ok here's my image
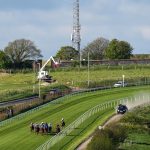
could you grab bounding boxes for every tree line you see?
[56,37,133,61]
[0,37,148,69]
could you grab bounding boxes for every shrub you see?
[105,124,127,143]
[87,124,127,150]
[87,129,115,150]
[121,107,150,125]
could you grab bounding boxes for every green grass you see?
[0,67,150,101]
[54,109,114,150]
[0,73,36,101]
[128,133,150,144]
[119,105,150,150]
[0,72,69,102]
[0,67,150,89]
[120,132,150,150]
[0,86,150,150]
[121,144,150,150]
[51,67,150,86]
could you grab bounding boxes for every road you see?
[0,96,38,108]
[0,86,111,108]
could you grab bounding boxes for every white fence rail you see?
[36,94,150,150]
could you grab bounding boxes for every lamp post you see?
[122,75,125,87]
[88,52,90,87]
[37,63,41,98]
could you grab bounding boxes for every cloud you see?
[119,0,150,16]
[136,26,150,40]
[0,8,72,53]
[0,0,66,10]
[0,0,150,58]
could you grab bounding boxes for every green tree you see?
[82,37,109,60]
[4,39,42,68]
[105,39,133,59]
[0,50,11,69]
[56,46,79,60]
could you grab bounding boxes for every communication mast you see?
[71,0,81,63]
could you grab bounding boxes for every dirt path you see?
[76,114,123,150]
[103,114,123,128]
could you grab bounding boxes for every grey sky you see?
[0,0,150,58]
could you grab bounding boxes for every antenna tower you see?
[72,0,81,62]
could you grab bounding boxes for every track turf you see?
[0,86,150,150]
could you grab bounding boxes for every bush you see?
[87,129,115,150]
[87,123,127,150]
[105,124,127,143]
[121,107,150,125]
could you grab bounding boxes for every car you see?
[116,104,128,114]
[113,81,127,87]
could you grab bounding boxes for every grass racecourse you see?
[0,85,150,150]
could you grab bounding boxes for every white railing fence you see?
[36,94,150,150]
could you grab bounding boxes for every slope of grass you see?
[119,105,150,150]
[128,133,150,144]
[0,86,150,150]
[122,144,150,150]
[51,68,150,86]
[0,67,150,90]
[0,66,150,101]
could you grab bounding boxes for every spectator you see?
[6,108,10,118]
[10,108,14,117]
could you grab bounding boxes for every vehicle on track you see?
[116,104,128,114]
[113,81,127,87]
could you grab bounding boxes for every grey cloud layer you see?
[0,0,150,58]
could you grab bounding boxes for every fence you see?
[0,84,149,126]
[36,94,150,150]
[0,85,149,127]
[0,86,113,126]
[72,77,150,88]
[0,88,71,121]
